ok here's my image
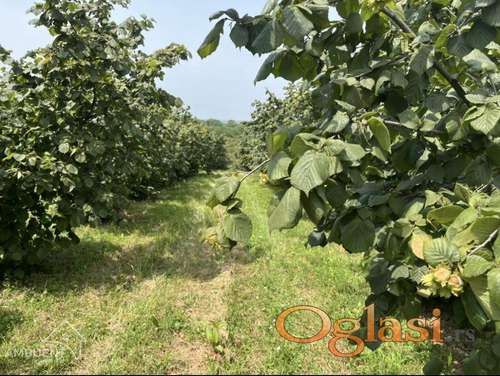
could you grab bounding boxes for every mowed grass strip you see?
[0,173,431,374]
[211,176,432,375]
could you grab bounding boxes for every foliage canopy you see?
[0,0,226,267]
[238,84,317,170]
[200,0,500,372]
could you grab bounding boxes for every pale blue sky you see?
[0,0,288,121]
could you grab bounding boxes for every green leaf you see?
[469,275,500,322]
[423,237,460,266]
[463,49,497,72]
[448,35,472,58]
[198,19,226,58]
[410,46,434,76]
[302,190,327,224]
[336,0,360,18]
[385,90,409,116]
[391,140,424,172]
[214,177,240,204]
[251,20,283,54]
[481,0,500,27]
[282,6,314,41]
[494,234,500,260]
[325,180,348,209]
[289,133,321,158]
[341,216,375,253]
[66,164,78,175]
[464,20,496,50]
[325,139,346,156]
[273,51,303,82]
[403,198,425,218]
[392,265,410,280]
[488,268,500,318]
[398,109,421,129]
[336,99,357,113]
[59,143,70,154]
[470,105,500,135]
[267,151,292,181]
[368,117,391,152]
[328,156,343,176]
[230,24,249,47]
[345,13,363,35]
[339,143,367,162]
[323,111,350,134]
[267,129,289,157]
[75,153,86,163]
[410,229,432,260]
[463,255,494,279]
[435,24,457,51]
[462,286,490,331]
[455,183,474,202]
[470,217,500,244]
[290,151,331,195]
[427,205,465,225]
[224,212,252,243]
[254,51,283,83]
[268,187,302,232]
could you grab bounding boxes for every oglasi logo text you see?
[276,305,443,357]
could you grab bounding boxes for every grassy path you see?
[0,173,431,374]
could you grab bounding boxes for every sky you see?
[0,0,288,121]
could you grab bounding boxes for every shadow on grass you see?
[9,173,262,295]
[0,309,23,345]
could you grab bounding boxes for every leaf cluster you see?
[200,0,500,371]
[0,0,227,266]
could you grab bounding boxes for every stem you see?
[240,159,270,183]
[469,227,500,256]
[354,55,410,79]
[488,74,498,95]
[381,7,415,37]
[433,62,470,106]
[476,184,490,193]
[381,6,471,107]
[384,119,445,136]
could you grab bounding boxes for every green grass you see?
[0,172,435,374]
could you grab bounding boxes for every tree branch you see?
[433,62,470,106]
[240,159,270,183]
[383,119,445,136]
[469,227,500,256]
[381,7,416,37]
[381,6,471,107]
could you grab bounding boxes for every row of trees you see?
[238,84,317,170]
[0,0,226,267]
[200,0,500,373]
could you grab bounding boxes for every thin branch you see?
[240,158,270,183]
[488,74,498,96]
[433,62,470,106]
[353,55,410,79]
[469,227,500,256]
[383,119,445,136]
[381,7,415,37]
[384,120,406,127]
[476,184,490,193]
[381,6,471,107]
